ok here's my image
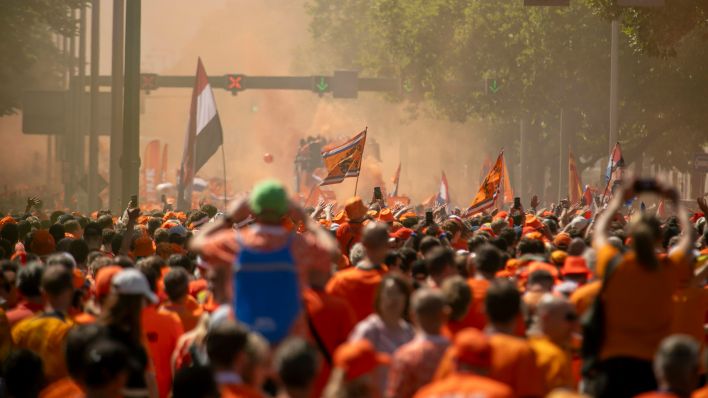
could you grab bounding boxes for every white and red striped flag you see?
[177,58,224,210]
[436,171,451,207]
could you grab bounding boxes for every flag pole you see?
[220,144,227,211]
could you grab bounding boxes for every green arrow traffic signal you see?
[316,77,328,92]
[489,79,500,94]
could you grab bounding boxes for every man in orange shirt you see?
[206,320,264,398]
[527,294,576,394]
[326,223,390,323]
[414,328,513,398]
[304,264,357,398]
[162,267,203,332]
[336,197,368,257]
[636,335,700,398]
[6,263,45,327]
[484,279,545,398]
[138,262,185,398]
[463,244,504,330]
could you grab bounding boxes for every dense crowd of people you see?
[0,176,707,398]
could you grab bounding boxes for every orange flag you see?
[469,151,504,215]
[320,128,367,186]
[500,154,514,206]
[160,143,169,183]
[142,140,161,203]
[569,147,583,204]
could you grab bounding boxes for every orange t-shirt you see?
[161,295,203,332]
[414,372,513,398]
[335,221,364,256]
[220,383,265,398]
[528,336,574,394]
[142,305,184,398]
[569,280,601,317]
[39,377,84,398]
[325,266,386,323]
[465,278,491,329]
[598,244,687,361]
[303,287,357,398]
[488,333,545,397]
[670,285,708,345]
[433,333,545,397]
[693,385,708,398]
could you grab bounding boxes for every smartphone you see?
[374,187,383,201]
[633,178,659,193]
[513,197,521,209]
[130,194,138,208]
[425,210,433,225]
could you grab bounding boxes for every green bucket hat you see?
[249,180,288,220]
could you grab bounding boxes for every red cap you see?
[334,339,390,381]
[561,256,591,278]
[377,208,394,223]
[95,266,123,300]
[452,328,492,368]
[525,214,543,230]
[390,227,413,241]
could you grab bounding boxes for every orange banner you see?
[569,147,583,204]
[469,151,504,215]
[320,128,367,186]
[142,140,162,203]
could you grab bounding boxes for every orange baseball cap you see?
[553,232,572,249]
[95,266,123,300]
[525,214,543,230]
[344,197,368,221]
[133,236,155,258]
[451,328,492,368]
[334,339,390,381]
[377,208,394,223]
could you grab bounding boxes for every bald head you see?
[361,222,390,265]
[362,222,390,249]
[411,288,448,335]
[536,294,576,346]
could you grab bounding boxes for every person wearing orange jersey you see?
[138,261,185,398]
[414,328,513,398]
[161,267,203,332]
[336,197,369,257]
[326,223,390,323]
[590,178,695,398]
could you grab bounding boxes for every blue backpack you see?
[232,233,302,344]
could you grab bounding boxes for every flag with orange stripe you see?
[569,148,583,204]
[468,151,504,215]
[320,128,367,186]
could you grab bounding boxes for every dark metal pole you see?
[88,0,100,211]
[65,9,78,209]
[109,0,125,213]
[77,5,87,212]
[122,0,141,208]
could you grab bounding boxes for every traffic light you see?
[312,76,331,96]
[485,78,502,95]
[140,73,158,93]
[226,74,245,95]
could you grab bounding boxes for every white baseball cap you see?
[111,269,159,304]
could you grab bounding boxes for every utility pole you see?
[109,0,125,213]
[558,109,564,203]
[122,0,141,208]
[88,0,100,211]
[609,20,619,154]
[518,119,524,202]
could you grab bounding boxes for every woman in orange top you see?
[591,178,694,398]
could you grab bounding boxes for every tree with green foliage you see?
[306,0,708,200]
[0,0,84,116]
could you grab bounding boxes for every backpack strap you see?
[303,307,332,366]
[599,251,623,294]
